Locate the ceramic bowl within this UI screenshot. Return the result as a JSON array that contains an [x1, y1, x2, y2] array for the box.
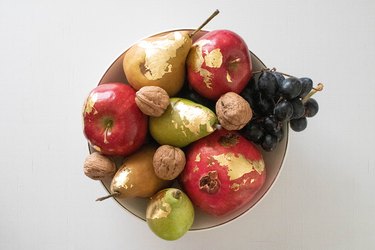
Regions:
[[92, 29, 288, 231]]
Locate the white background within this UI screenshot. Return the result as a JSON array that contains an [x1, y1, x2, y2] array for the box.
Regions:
[[1, 0, 374, 249]]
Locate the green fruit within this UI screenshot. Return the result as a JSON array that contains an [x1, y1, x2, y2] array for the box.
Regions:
[[149, 98, 217, 147], [146, 188, 194, 241]]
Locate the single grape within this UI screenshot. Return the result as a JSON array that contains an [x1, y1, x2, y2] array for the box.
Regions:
[[252, 94, 275, 115], [273, 71, 285, 86], [261, 134, 278, 152], [272, 72, 285, 101], [279, 77, 302, 99], [290, 117, 307, 132], [258, 71, 278, 97], [304, 98, 319, 117], [263, 116, 281, 134], [299, 77, 313, 98], [274, 100, 293, 121], [290, 98, 305, 119], [242, 121, 264, 143]]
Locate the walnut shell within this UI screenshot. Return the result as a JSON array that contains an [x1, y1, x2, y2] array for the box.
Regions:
[[153, 145, 186, 180], [216, 92, 252, 130], [83, 152, 116, 180], [135, 86, 170, 117]]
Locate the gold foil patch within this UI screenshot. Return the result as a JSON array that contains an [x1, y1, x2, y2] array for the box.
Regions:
[[190, 40, 214, 89], [112, 167, 131, 190], [146, 194, 172, 220], [139, 32, 186, 80], [212, 153, 255, 180], [195, 153, 201, 162], [173, 100, 215, 136], [231, 183, 240, 191], [84, 93, 98, 115], [204, 48, 222, 68]]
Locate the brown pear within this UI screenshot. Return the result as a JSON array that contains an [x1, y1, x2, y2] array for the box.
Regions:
[[123, 30, 192, 96], [96, 145, 170, 201]]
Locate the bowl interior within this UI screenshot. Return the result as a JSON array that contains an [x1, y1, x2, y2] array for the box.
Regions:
[[94, 29, 288, 230]]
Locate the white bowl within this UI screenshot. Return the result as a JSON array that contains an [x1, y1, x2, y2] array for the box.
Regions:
[[92, 29, 288, 231]]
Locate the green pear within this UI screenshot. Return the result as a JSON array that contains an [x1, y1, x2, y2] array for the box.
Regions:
[[149, 97, 217, 147], [146, 188, 194, 241], [123, 31, 192, 96]]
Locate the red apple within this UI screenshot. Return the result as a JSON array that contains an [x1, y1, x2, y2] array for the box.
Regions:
[[179, 129, 265, 216], [186, 30, 252, 100], [83, 82, 148, 156]]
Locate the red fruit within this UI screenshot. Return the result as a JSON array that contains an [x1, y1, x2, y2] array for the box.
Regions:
[[83, 83, 148, 156], [180, 129, 265, 216], [186, 30, 252, 101]]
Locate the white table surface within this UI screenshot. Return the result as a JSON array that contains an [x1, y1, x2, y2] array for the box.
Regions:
[[1, 0, 374, 249]]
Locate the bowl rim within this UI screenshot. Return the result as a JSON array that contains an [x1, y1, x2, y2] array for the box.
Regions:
[[90, 28, 289, 231]]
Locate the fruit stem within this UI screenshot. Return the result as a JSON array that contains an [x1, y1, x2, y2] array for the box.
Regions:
[[270, 67, 297, 78], [302, 83, 324, 103], [189, 9, 220, 38], [96, 192, 119, 202], [252, 67, 296, 78], [103, 121, 113, 144]]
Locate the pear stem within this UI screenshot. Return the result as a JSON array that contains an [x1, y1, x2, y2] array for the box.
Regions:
[[189, 9, 220, 38], [96, 192, 119, 202]]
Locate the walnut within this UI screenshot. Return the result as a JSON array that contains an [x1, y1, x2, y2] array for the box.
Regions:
[[83, 152, 116, 180], [153, 145, 186, 180], [215, 92, 252, 130], [135, 86, 170, 117]]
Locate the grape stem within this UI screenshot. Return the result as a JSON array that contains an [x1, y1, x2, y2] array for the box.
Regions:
[[252, 67, 296, 78], [302, 83, 324, 103]]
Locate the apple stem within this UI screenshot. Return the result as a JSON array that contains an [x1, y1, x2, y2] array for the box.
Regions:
[[96, 192, 119, 202], [103, 121, 112, 144], [189, 9, 220, 38], [302, 83, 324, 103]]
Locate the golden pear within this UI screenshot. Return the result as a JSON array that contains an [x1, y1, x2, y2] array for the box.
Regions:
[[123, 31, 192, 96], [96, 145, 170, 201]]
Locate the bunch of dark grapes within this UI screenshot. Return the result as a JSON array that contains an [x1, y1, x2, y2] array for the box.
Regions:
[[241, 69, 322, 152]]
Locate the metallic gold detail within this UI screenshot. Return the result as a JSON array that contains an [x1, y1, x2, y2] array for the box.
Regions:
[[190, 40, 214, 89], [204, 48, 222, 68], [92, 145, 101, 152], [146, 194, 172, 220], [139, 32, 187, 80], [201, 68, 213, 89], [213, 153, 256, 180], [231, 183, 240, 191], [195, 153, 201, 162], [173, 100, 215, 136], [253, 160, 265, 174], [193, 166, 199, 173], [84, 93, 98, 115], [112, 168, 131, 189]]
